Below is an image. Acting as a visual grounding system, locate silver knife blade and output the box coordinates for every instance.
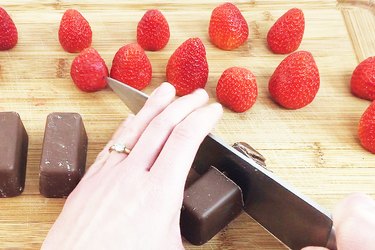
[107,77,148,114]
[106,77,336,250]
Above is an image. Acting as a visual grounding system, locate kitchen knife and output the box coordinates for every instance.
[106,77,337,250]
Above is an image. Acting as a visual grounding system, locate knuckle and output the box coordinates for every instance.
[150,115,176,132]
[172,122,197,142]
[124,123,137,136]
[146,96,170,112]
[120,125,139,146]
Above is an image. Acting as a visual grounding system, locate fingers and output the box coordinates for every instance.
[117,82,176,150]
[332,193,375,250]
[104,82,176,169]
[333,193,375,227]
[151,103,223,191]
[85,82,176,178]
[123,88,210,172]
[95,115,135,162]
[83,115,135,180]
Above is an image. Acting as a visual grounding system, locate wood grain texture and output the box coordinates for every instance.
[0,0,374,249]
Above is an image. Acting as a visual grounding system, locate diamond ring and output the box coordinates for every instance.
[109,143,132,154]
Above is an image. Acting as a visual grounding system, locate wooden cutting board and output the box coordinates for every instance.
[0,0,374,249]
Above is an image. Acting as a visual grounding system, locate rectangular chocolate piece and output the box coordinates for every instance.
[0,112,28,197]
[181,166,244,245]
[39,113,87,198]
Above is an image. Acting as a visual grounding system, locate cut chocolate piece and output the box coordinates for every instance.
[39,113,87,198]
[181,166,243,245]
[0,112,28,197]
[232,141,267,168]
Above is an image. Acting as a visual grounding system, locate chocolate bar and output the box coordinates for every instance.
[0,112,28,197]
[181,166,243,245]
[39,113,88,198]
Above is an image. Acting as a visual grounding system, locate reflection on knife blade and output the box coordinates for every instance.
[106,77,337,250]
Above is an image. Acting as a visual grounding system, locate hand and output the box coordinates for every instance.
[303,193,375,250]
[42,82,223,250]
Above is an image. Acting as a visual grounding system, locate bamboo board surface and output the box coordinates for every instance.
[0,0,374,249]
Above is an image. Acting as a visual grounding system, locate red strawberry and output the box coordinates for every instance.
[267,8,305,54]
[59,9,92,53]
[269,51,320,109]
[209,3,248,50]
[166,38,208,96]
[350,56,375,101]
[216,67,258,113]
[358,101,375,154]
[70,48,108,92]
[0,7,18,50]
[137,9,170,51]
[110,43,152,90]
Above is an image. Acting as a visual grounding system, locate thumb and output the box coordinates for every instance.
[332,193,375,250]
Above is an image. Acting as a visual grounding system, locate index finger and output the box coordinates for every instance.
[151,103,223,191]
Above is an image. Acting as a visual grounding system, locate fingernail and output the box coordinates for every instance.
[209,102,223,113]
[150,82,176,97]
[193,88,206,95]
[192,89,209,101]
[211,102,223,109]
